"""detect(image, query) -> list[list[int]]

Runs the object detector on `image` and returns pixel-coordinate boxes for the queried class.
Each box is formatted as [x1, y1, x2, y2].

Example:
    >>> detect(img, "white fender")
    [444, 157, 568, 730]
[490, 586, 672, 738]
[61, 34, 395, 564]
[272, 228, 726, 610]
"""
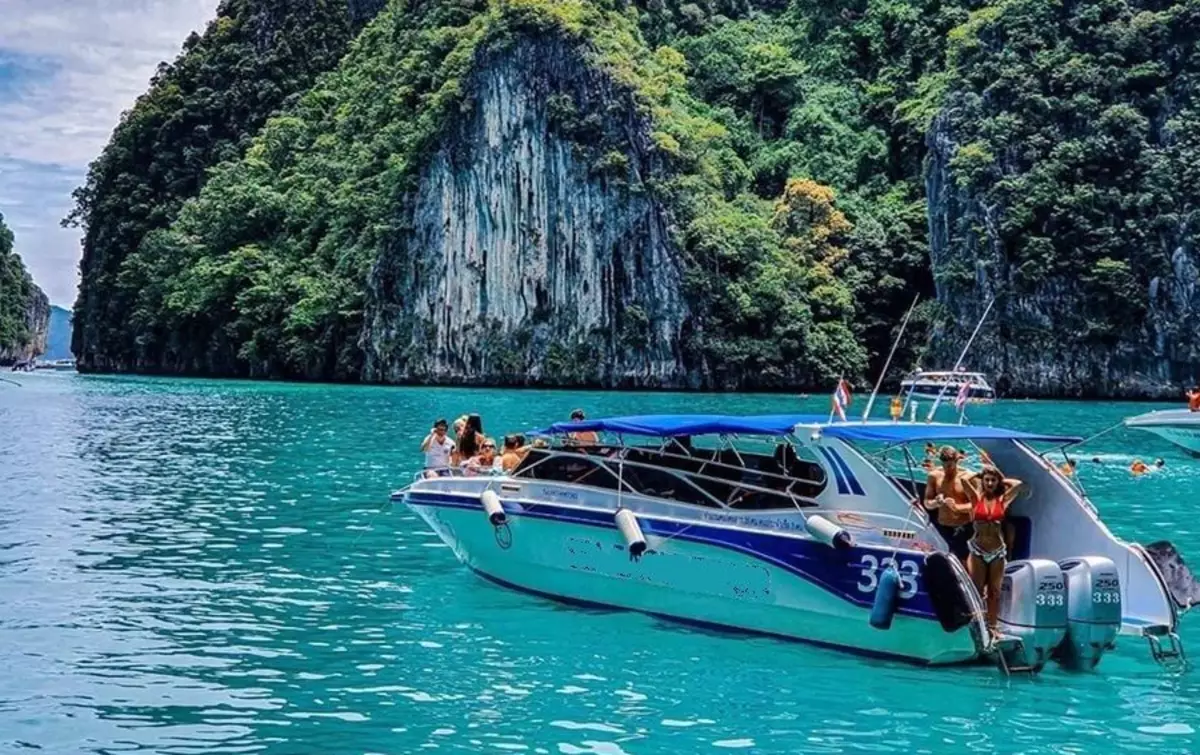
[480, 489, 506, 526]
[614, 508, 647, 558]
[805, 514, 852, 549]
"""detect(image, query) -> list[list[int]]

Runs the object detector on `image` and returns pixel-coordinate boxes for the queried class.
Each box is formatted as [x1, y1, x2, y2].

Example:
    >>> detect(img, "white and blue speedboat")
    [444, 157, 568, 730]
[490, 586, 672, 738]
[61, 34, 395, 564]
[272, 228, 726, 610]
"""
[395, 414, 1197, 670]
[1124, 409, 1200, 456]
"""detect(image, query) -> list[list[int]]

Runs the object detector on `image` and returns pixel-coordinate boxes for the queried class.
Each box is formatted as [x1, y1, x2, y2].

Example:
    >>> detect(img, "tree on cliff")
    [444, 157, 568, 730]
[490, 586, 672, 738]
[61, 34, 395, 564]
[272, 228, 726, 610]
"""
[0, 212, 48, 362]
[66, 0, 359, 371]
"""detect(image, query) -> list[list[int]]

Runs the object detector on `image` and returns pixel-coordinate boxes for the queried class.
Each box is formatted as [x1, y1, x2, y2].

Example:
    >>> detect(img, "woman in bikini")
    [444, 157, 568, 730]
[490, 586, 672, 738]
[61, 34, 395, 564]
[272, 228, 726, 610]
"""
[948, 465, 1023, 635]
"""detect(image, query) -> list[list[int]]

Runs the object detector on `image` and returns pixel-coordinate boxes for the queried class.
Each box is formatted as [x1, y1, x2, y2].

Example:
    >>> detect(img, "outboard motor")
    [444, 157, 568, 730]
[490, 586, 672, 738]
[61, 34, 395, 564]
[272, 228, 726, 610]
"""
[996, 559, 1067, 672]
[1055, 556, 1121, 670]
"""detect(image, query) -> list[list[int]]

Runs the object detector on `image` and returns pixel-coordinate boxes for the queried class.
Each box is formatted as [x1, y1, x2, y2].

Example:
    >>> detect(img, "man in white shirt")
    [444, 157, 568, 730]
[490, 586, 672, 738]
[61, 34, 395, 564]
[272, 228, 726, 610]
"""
[420, 418, 456, 476]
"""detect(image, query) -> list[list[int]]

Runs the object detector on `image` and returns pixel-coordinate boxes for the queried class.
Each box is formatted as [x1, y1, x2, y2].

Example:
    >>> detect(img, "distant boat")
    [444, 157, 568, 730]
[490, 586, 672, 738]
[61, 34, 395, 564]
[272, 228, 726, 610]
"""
[901, 369, 996, 403]
[35, 358, 76, 372]
[1124, 409, 1200, 456]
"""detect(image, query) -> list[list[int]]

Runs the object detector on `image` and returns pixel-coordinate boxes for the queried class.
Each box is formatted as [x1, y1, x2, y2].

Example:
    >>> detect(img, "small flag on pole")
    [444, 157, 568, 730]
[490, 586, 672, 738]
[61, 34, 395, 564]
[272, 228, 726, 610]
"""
[832, 378, 852, 421]
[953, 380, 971, 413]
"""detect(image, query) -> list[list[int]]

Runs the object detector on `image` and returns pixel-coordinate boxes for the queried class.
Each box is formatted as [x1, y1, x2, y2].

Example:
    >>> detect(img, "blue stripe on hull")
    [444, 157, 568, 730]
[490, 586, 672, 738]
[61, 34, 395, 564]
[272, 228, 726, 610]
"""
[405, 491, 939, 620]
[467, 565, 958, 666]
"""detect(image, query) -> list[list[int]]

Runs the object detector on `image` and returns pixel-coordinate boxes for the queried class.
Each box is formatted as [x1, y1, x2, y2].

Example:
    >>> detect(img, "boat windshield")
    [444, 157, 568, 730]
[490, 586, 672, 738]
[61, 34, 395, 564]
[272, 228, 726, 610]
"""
[511, 439, 827, 511]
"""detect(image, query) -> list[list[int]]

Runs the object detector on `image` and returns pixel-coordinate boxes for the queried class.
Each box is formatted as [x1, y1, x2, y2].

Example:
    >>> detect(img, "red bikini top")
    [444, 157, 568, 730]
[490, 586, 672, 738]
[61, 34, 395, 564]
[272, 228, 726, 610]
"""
[973, 496, 1005, 523]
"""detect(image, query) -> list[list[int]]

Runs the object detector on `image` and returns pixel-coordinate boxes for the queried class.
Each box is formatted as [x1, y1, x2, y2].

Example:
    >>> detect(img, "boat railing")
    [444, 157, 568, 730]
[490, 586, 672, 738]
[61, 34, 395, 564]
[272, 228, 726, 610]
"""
[511, 446, 822, 511]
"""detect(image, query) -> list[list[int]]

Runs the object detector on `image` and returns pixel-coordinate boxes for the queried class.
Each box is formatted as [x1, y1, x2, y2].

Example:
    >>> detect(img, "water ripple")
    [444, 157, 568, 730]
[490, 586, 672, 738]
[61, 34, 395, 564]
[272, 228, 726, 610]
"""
[2, 376, 1200, 753]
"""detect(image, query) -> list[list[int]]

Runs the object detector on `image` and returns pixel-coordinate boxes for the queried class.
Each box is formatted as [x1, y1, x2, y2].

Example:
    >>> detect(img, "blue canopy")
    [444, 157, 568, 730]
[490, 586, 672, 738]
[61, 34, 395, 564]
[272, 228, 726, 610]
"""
[818, 422, 1080, 445]
[533, 413, 828, 438]
[533, 413, 1080, 444]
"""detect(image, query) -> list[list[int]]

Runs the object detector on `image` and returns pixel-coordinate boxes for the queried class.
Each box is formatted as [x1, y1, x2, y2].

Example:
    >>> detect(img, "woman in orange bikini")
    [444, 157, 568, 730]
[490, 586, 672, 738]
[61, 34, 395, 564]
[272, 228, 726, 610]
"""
[946, 465, 1024, 635]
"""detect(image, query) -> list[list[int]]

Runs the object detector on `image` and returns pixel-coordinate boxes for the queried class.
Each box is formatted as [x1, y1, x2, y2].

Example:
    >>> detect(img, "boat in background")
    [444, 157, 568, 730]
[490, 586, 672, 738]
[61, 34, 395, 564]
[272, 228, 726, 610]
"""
[395, 413, 1197, 672]
[1124, 409, 1200, 456]
[901, 369, 996, 403]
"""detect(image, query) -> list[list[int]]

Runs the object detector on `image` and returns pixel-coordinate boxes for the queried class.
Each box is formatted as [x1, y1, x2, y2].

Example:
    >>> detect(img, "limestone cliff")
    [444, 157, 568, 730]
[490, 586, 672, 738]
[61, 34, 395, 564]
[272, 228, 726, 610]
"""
[926, 111, 1200, 399]
[0, 284, 49, 365]
[362, 36, 692, 387]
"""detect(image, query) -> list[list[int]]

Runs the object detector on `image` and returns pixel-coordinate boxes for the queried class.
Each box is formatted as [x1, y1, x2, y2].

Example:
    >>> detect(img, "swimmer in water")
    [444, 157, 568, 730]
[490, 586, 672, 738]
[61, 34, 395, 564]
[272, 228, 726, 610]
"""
[1060, 458, 1077, 477]
[1130, 459, 1148, 475]
[1155, 458, 1165, 468]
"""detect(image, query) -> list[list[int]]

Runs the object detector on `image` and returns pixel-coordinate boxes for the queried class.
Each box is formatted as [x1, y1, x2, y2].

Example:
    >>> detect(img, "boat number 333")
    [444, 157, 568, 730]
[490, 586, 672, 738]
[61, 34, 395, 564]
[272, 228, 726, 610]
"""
[855, 555, 920, 599]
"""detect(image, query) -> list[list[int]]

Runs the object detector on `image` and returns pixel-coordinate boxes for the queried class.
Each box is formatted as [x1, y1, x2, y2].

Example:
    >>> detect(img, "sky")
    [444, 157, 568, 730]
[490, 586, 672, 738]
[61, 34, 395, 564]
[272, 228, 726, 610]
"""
[0, 0, 221, 307]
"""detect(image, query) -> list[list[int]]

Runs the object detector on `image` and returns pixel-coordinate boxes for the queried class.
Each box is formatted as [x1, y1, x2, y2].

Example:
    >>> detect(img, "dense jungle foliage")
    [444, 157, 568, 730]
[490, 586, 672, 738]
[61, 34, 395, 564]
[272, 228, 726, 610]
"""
[66, 0, 357, 369]
[0, 213, 40, 358]
[68, 0, 1200, 389]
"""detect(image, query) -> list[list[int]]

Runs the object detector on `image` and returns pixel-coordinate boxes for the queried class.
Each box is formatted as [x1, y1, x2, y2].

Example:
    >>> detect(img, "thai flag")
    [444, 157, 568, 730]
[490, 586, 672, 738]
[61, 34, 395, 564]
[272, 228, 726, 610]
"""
[954, 380, 971, 412]
[832, 379, 851, 421]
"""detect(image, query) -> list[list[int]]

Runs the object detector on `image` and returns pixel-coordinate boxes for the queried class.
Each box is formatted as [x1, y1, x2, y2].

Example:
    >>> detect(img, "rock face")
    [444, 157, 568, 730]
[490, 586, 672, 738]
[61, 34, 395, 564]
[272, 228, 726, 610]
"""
[363, 36, 693, 387]
[0, 286, 49, 364]
[925, 113, 1200, 399]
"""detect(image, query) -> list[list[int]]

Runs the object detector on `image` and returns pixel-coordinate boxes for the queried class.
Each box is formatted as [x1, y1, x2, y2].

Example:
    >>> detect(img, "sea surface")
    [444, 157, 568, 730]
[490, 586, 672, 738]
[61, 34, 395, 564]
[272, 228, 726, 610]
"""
[2, 373, 1199, 755]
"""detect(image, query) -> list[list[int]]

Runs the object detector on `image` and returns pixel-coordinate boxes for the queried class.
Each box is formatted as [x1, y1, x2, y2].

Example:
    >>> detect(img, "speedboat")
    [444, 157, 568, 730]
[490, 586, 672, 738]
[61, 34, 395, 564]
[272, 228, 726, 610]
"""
[395, 414, 1197, 671]
[1124, 409, 1200, 456]
[901, 370, 996, 403]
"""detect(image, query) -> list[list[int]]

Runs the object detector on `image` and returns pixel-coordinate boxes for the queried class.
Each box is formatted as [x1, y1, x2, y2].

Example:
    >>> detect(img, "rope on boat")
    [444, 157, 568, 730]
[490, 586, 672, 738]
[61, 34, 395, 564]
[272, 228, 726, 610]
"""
[1051, 419, 1125, 455]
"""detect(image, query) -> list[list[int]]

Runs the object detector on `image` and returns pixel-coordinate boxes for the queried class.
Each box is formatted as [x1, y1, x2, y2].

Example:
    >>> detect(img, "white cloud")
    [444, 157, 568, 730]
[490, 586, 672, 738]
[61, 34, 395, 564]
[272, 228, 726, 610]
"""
[0, 0, 221, 306]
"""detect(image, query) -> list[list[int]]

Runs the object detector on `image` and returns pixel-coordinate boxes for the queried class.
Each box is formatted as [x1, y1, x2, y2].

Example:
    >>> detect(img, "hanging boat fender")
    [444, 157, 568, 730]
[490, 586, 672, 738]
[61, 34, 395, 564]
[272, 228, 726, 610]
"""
[869, 564, 902, 630]
[805, 514, 852, 550]
[614, 508, 647, 560]
[480, 489, 507, 526]
[924, 551, 976, 633]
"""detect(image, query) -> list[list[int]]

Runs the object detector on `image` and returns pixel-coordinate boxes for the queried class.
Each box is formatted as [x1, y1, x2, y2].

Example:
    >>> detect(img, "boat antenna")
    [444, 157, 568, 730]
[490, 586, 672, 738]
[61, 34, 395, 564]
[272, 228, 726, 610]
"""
[926, 296, 995, 421]
[862, 294, 920, 421]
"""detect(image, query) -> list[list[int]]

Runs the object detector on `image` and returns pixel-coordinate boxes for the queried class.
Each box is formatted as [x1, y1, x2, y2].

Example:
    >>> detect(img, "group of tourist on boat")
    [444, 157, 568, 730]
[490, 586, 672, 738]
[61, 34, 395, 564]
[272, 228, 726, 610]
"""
[419, 409, 599, 477]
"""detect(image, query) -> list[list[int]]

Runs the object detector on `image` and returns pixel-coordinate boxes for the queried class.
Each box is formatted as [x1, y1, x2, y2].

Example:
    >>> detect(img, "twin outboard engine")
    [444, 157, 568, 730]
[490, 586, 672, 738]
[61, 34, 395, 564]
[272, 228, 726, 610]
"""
[994, 557, 1122, 672]
[997, 559, 1067, 672]
[1056, 556, 1122, 670]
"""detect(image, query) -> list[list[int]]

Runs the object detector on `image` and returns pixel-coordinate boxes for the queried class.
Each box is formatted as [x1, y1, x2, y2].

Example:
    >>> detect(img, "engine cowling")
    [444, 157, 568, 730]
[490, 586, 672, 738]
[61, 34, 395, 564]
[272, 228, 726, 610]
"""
[997, 559, 1067, 672]
[1055, 556, 1121, 670]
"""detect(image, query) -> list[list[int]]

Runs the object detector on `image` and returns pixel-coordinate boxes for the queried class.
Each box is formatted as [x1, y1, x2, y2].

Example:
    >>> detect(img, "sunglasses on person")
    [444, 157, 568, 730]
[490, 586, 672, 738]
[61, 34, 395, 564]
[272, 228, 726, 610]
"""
[482, 443, 496, 450]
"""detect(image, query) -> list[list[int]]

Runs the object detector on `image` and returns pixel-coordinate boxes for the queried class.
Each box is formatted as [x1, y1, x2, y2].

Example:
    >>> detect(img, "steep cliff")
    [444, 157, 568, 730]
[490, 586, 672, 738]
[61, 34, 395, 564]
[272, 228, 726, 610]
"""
[926, 0, 1200, 397]
[362, 35, 691, 386]
[109, 0, 864, 387]
[0, 213, 49, 364]
[68, 0, 365, 373]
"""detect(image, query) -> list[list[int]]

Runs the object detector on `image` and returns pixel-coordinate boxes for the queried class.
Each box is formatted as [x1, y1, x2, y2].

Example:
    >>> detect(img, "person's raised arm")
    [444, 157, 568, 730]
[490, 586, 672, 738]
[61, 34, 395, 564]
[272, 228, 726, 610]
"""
[1002, 479, 1024, 505]
[420, 431, 434, 452]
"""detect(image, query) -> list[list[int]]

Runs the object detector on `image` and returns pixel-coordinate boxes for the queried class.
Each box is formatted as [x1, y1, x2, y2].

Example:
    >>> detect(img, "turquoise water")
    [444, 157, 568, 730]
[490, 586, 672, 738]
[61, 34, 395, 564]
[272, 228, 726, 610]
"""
[2, 373, 1200, 754]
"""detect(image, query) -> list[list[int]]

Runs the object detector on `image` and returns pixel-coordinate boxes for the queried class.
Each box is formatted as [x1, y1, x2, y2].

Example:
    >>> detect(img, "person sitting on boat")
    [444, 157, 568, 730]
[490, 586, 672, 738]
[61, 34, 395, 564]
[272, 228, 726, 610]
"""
[462, 437, 500, 476]
[497, 434, 530, 472]
[420, 418, 457, 477]
[890, 396, 903, 421]
[457, 414, 484, 461]
[949, 466, 1023, 635]
[1188, 385, 1200, 412]
[565, 409, 600, 446]
[921, 446, 974, 561]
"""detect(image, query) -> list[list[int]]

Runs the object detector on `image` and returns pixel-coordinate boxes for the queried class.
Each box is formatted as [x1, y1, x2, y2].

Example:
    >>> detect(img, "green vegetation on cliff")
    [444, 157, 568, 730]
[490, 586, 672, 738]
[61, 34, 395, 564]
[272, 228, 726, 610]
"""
[70, 0, 1200, 393]
[0, 213, 45, 361]
[935, 0, 1200, 347]
[67, 0, 358, 370]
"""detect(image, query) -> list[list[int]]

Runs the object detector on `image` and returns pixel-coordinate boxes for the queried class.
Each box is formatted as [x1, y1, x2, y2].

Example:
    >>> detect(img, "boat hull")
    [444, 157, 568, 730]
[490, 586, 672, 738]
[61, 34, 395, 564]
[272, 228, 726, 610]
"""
[405, 489, 981, 665]
[1125, 410, 1200, 455]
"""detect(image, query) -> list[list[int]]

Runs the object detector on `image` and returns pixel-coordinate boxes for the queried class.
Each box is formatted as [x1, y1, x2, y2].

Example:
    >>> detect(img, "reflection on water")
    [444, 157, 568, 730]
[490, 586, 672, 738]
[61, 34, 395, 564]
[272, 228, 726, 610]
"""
[1, 374, 1199, 753]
